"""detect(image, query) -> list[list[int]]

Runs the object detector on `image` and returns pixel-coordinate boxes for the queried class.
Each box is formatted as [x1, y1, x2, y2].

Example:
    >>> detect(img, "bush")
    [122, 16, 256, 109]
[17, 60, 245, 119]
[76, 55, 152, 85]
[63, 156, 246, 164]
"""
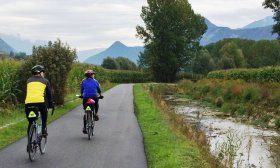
[275, 118, 280, 128]
[215, 97, 224, 107]
[242, 87, 260, 103]
[19, 39, 76, 105]
[223, 89, 233, 101]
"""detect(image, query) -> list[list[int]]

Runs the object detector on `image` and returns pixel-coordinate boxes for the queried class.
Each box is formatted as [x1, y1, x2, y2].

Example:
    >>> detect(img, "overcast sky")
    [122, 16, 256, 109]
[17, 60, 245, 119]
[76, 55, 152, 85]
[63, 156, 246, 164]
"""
[0, 0, 273, 51]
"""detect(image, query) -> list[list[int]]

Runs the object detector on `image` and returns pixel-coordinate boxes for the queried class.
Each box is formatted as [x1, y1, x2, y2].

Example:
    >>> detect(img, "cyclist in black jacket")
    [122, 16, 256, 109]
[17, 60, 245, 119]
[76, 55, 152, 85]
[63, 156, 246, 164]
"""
[25, 65, 53, 138]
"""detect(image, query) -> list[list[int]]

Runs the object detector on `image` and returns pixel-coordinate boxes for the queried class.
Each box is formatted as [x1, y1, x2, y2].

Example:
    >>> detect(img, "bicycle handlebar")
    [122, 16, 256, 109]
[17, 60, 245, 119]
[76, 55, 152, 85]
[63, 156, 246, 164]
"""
[76, 95, 104, 99]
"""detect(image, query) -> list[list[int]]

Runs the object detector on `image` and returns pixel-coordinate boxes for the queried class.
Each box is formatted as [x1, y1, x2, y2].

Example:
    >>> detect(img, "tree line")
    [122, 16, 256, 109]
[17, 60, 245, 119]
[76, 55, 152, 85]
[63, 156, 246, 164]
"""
[191, 38, 280, 75]
[101, 57, 137, 71]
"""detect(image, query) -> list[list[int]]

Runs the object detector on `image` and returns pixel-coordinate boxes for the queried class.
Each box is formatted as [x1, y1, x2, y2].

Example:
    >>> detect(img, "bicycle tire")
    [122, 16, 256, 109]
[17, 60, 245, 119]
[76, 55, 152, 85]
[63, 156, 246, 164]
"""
[92, 111, 95, 136]
[28, 124, 38, 161]
[87, 112, 93, 140]
[39, 129, 47, 154]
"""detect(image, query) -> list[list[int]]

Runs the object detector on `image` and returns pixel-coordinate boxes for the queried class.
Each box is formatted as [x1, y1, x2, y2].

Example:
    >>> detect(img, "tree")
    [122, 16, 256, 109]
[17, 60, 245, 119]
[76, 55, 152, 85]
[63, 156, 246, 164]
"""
[102, 56, 137, 70]
[102, 57, 120, 69]
[136, 0, 206, 82]
[18, 39, 76, 105]
[115, 57, 137, 70]
[263, 0, 280, 38]
[192, 49, 215, 75]
[218, 42, 245, 69]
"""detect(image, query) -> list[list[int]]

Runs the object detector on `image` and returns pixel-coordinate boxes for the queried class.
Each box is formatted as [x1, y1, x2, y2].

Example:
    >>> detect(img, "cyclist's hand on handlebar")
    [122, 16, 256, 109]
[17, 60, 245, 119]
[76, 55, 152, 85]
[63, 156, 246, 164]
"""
[99, 95, 104, 99]
[79, 95, 83, 98]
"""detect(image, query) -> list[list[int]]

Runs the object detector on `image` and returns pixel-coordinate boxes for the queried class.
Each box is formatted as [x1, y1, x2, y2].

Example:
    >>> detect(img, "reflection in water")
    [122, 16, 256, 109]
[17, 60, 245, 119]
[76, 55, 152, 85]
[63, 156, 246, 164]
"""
[166, 95, 278, 168]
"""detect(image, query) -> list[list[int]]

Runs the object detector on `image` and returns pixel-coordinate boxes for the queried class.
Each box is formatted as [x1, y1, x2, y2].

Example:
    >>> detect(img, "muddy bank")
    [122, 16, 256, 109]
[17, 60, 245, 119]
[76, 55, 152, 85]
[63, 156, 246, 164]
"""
[165, 95, 279, 168]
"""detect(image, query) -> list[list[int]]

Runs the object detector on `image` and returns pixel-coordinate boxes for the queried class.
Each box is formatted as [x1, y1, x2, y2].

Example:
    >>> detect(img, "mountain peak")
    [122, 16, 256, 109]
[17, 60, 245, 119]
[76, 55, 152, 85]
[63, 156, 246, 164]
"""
[0, 38, 15, 54]
[242, 16, 275, 29]
[205, 18, 217, 30]
[109, 41, 127, 49]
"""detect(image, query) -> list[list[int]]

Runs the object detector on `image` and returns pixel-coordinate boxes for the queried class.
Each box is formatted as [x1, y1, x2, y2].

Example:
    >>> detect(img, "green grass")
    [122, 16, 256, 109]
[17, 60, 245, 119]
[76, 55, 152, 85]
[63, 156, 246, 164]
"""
[133, 84, 210, 168]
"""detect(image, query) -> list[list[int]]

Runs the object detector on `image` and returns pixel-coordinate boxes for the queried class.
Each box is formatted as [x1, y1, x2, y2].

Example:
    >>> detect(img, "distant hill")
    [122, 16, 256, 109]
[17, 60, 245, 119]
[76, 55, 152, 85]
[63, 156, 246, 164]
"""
[201, 17, 277, 45]
[84, 41, 144, 65]
[76, 48, 105, 62]
[0, 38, 15, 54]
[0, 33, 46, 54]
[242, 16, 275, 29]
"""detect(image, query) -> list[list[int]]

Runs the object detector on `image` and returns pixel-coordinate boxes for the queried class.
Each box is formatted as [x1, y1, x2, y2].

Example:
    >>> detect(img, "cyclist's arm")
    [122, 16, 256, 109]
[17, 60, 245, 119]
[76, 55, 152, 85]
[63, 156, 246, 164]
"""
[97, 81, 101, 95]
[80, 81, 84, 96]
[46, 80, 53, 108]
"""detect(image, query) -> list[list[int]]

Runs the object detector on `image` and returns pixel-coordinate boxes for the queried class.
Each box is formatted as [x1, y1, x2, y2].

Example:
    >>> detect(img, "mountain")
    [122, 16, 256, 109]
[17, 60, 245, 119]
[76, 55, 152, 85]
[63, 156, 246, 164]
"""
[76, 48, 105, 62]
[201, 17, 277, 45]
[205, 18, 218, 30]
[0, 38, 15, 54]
[0, 33, 46, 54]
[84, 41, 144, 65]
[242, 16, 275, 29]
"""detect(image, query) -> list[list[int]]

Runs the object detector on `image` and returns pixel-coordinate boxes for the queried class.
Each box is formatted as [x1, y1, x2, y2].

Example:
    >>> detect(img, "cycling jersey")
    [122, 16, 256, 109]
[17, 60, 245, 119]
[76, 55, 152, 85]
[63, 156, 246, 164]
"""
[80, 78, 101, 98]
[25, 76, 53, 104]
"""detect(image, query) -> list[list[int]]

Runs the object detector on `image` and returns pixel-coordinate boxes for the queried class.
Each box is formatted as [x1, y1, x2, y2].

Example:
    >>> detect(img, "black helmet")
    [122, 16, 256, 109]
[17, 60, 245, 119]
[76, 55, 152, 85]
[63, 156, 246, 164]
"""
[31, 65, 45, 75]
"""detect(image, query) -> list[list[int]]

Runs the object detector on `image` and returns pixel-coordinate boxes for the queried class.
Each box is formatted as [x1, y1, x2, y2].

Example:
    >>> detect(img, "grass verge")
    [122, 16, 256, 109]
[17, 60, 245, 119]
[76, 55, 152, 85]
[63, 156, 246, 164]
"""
[133, 84, 211, 168]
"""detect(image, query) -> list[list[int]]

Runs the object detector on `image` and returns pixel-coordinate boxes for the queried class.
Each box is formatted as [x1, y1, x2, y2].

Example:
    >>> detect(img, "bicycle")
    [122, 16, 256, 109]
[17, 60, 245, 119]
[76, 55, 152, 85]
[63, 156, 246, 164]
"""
[77, 95, 103, 140]
[27, 106, 54, 161]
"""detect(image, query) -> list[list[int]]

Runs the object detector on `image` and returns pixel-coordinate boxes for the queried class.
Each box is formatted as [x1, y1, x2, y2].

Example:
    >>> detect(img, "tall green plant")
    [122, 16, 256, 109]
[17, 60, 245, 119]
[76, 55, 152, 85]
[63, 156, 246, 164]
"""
[19, 39, 76, 105]
[0, 58, 21, 105]
[136, 0, 206, 82]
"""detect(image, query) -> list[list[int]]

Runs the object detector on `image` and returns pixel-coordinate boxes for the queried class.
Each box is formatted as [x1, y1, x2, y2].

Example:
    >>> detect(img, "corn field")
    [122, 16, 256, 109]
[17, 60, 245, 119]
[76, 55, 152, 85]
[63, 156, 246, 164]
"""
[0, 58, 22, 106]
[207, 66, 280, 82]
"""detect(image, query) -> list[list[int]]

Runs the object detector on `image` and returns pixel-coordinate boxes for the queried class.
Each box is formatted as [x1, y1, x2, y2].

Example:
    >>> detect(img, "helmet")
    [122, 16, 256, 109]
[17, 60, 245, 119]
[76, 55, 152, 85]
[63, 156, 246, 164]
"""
[84, 69, 95, 77]
[31, 65, 45, 75]
[86, 98, 95, 105]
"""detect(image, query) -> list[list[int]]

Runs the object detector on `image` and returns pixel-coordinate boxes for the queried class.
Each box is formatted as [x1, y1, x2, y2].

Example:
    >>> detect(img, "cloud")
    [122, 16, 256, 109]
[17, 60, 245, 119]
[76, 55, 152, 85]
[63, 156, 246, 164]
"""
[0, 0, 274, 50]
[0, 0, 146, 50]
[189, 0, 273, 28]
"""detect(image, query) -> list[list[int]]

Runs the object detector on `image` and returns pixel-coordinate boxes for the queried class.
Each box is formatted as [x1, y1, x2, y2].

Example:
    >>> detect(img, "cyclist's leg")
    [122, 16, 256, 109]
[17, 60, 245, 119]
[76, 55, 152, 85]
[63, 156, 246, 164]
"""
[25, 105, 32, 134]
[93, 97, 99, 120]
[38, 103, 48, 136]
[82, 98, 87, 133]
[25, 104, 34, 152]
[93, 97, 99, 113]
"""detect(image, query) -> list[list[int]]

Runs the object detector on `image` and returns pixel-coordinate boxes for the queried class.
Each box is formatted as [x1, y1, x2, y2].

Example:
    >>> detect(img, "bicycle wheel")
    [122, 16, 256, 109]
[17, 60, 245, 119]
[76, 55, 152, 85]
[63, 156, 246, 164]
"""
[39, 129, 47, 154]
[91, 111, 96, 136]
[87, 112, 93, 140]
[28, 124, 38, 161]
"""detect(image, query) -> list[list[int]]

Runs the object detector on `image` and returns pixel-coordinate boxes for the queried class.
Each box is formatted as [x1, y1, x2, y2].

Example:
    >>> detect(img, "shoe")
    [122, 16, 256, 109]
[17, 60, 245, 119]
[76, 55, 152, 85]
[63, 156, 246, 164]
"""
[82, 128, 87, 134]
[42, 129, 48, 137]
[94, 114, 99, 121]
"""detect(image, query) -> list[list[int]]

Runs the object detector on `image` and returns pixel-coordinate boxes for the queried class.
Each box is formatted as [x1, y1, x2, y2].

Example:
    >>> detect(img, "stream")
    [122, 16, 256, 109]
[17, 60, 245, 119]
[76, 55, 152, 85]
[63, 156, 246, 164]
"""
[165, 95, 279, 168]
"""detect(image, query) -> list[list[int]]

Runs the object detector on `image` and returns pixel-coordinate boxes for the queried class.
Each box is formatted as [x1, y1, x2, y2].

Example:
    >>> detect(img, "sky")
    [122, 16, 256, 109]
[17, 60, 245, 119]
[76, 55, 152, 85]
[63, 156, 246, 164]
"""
[0, 0, 273, 51]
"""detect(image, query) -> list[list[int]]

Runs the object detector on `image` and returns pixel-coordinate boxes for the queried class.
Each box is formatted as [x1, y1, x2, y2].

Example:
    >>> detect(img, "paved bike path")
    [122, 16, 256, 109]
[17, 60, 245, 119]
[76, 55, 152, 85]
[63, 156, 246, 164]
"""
[0, 84, 147, 168]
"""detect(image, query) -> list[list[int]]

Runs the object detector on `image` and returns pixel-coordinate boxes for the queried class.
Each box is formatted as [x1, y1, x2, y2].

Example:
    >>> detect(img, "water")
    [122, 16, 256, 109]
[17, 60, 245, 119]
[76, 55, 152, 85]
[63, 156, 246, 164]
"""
[165, 96, 279, 168]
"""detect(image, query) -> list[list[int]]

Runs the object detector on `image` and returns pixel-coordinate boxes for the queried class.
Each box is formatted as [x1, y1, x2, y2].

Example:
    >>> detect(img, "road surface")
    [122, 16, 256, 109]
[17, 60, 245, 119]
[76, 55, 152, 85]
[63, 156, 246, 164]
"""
[0, 84, 147, 168]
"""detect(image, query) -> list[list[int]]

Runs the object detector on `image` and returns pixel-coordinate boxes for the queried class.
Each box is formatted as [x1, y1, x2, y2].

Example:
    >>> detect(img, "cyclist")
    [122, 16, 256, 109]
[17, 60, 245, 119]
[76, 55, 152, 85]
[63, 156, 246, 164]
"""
[80, 69, 102, 134]
[25, 65, 53, 139]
